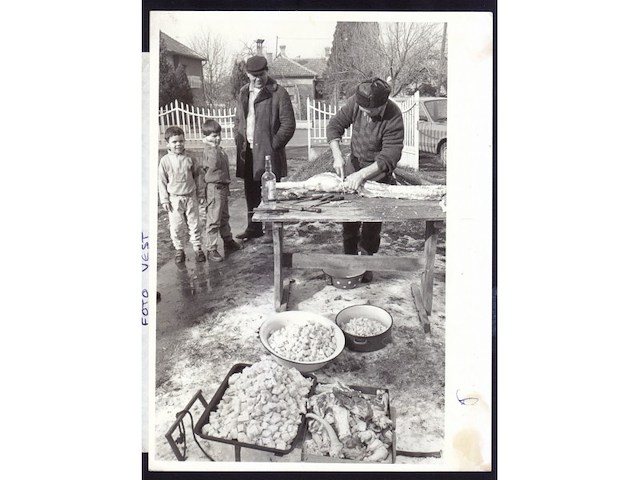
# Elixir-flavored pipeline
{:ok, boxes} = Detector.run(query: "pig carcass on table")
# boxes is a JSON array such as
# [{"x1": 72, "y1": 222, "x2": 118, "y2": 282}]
[
  {"x1": 277, "y1": 172, "x2": 350, "y2": 194},
  {"x1": 277, "y1": 172, "x2": 446, "y2": 202}
]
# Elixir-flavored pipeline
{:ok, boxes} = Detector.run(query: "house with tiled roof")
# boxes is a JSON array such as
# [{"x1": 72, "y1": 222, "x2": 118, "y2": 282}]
[
  {"x1": 160, "y1": 31, "x2": 206, "y2": 106},
  {"x1": 266, "y1": 46, "x2": 328, "y2": 119}
]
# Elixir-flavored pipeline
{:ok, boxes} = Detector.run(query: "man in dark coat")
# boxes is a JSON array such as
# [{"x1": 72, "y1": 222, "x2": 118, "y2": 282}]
[
  {"x1": 233, "y1": 55, "x2": 296, "y2": 239},
  {"x1": 326, "y1": 78, "x2": 404, "y2": 282}
]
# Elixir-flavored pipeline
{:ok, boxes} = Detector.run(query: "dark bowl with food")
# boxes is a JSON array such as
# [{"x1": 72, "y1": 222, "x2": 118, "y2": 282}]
[{"x1": 335, "y1": 305, "x2": 393, "y2": 352}]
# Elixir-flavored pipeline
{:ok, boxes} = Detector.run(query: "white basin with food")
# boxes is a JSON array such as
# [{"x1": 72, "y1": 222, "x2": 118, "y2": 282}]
[{"x1": 259, "y1": 311, "x2": 346, "y2": 373}]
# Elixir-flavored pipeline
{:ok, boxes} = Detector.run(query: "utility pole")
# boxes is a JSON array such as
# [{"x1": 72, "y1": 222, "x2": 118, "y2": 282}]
[{"x1": 437, "y1": 23, "x2": 447, "y2": 97}]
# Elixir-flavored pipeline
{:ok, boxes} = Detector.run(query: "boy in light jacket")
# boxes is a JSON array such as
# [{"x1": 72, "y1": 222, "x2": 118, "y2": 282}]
[{"x1": 158, "y1": 126, "x2": 205, "y2": 263}]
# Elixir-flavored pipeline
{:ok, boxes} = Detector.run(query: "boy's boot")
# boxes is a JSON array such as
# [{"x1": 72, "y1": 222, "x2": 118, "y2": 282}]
[
  {"x1": 207, "y1": 249, "x2": 223, "y2": 262},
  {"x1": 175, "y1": 249, "x2": 186, "y2": 264},
  {"x1": 195, "y1": 248, "x2": 206, "y2": 262}
]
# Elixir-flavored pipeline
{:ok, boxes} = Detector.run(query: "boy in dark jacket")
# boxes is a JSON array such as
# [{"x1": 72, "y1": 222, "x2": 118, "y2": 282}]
[{"x1": 201, "y1": 119, "x2": 241, "y2": 261}]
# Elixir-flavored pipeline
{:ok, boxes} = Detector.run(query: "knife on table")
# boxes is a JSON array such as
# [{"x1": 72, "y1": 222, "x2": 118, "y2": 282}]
[{"x1": 252, "y1": 204, "x2": 322, "y2": 214}]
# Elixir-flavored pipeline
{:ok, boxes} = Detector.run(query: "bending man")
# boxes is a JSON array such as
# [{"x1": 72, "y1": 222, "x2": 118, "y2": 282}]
[{"x1": 326, "y1": 78, "x2": 404, "y2": 282}]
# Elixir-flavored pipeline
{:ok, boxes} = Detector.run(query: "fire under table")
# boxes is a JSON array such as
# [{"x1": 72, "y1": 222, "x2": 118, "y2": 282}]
[{"x1": 252, "y1": 195, "x2": 445, "y2": 332}]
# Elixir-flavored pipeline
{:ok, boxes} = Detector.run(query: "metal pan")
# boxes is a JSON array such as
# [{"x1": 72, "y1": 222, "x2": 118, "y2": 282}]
[{"x1": 194, "y1": 363, "x2": 317, "y2": 456}]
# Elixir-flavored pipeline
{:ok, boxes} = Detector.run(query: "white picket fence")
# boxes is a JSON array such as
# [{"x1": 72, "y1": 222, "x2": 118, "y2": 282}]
[
  {"x1": 393, "y1": 92, "x2": 420, "y2": 170},
  {"x1": 158, "y1": 95, "x2": 421, "y2": 169},
  {"x1": 306, "y1": 92, "x2": 420, "y2": 170},
  {"x1": 306, "y1": 99, "x2": 353, "y2": 149},
  {"x1": 158, "y1": 100, "x2": 236, "y2": 145}
]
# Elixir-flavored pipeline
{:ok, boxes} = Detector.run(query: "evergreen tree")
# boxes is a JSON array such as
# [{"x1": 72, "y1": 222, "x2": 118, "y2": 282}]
[
  {"x1": 229, "y1": 59, "x2": 249, "y2": 99},
  {"x1": 159, "y1": 38, "x2": 174, "y2": 107},
  {"x1": 159, "y1": 37, "x2": 194, "y2": 107},
  {"x1": 173, "y1": 64, "x2": 193, "y2": 105},
  {"x1": 324, "y1": 22, "x2": 384, "y2": 103}
]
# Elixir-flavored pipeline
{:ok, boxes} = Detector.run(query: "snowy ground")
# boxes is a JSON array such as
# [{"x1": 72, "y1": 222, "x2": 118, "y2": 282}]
[{"x1": 151, "y1": 152, "x2": 446, "y2": 464}]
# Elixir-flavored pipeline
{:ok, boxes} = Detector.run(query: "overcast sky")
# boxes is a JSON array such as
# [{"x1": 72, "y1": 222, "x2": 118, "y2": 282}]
[
  {"x1": 150, "y1": 10, "x2": 453, "y2": 61},
  {"x1": 152, "y1": 11, "x2": 339, "y2": 59}
]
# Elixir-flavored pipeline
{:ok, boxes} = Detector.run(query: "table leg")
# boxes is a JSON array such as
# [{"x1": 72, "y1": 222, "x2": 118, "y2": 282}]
[
  {"x1": 422, "y1": 221, "x2": 439, "y2": 314},
  {"x1": 411, "y1": 221, "x2": 440, "y2": 333},
  {"x1": 272, "y1": 222, "x2": 285, "y2": 311}
]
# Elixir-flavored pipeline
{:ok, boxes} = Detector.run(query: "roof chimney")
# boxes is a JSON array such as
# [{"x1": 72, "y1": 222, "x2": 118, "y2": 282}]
[
  {"x1": 255, "y1": 39, "x2": 264, "y2": 55},
  {"x1": 279, "y1": 45, "x2": 287, "y2": 57}
]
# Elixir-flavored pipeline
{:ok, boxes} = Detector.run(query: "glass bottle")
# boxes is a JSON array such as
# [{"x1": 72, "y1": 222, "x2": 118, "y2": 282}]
[{"x1": 261, "y1": 155, "x2": 276, "y2": 203}]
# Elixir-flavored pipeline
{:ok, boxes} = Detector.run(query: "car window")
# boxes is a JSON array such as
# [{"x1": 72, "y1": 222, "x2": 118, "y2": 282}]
[{"x1": 424, "y1": 100, "x2": 447, "y2": 122}]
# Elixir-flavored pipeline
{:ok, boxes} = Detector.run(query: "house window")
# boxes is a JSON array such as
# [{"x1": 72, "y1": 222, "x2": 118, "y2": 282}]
[{"x1": 188, "y1": 76, "x2": 202, "y2": 89}]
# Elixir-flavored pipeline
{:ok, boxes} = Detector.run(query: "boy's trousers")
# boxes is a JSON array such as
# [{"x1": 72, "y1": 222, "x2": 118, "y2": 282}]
[
  {"x1": 168, "y1": 193, "x2": 202, "y2": 250},
  {"x1": 205, "y1": 183, "x2": 232, "y2": 251}
]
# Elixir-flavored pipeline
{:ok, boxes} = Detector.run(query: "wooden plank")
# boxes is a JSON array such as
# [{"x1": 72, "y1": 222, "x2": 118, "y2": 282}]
[
  {"x1": 285, "y1": 253, "x2": 424, "y2": 272},
  {"x1": 411, "y1": 283, "x2": 431, "y2": 333},
  {"x1": 159, "y1": 105, "x2": 165, "y2": 141},
  {"x1": 196, "y1": 106, "x2": 202, "y2": 138},
  {"x1": 307, "y1": 98, "x2": 311, "y2": 160},
  {"x1": 179, "y1": 101, "x2": 186, "y2": 135},
  {"x1": 277, "y1": 280, "x2": 293, "y2": 312},
  {"x1": 421, "y1": 222, "x2": 439, "y2": 315},
  {"x1": 183, "y1": 102, "x2": 191, "y2": 138},
  {"x1": 272, "y1": 223, "x2": 284, "y2": 311},
  {"x1": 172, "y1": 100, "x2": 178, "y2": 128},
  {"x1": 252, "y1": 196, "x2": 445, "y2": 223}
]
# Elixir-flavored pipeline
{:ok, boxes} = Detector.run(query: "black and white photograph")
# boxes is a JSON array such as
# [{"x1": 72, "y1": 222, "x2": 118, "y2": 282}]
[
  {"x1": 10, "y1": 2, "x2": 640, "y2": 479},
  {"x1": 144, "y1": 9, "x2": 493, "y2": 472}
]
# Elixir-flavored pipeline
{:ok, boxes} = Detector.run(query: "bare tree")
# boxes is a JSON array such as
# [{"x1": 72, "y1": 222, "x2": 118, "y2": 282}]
[
  {"x1": 436, "y1": 23, "x2": 448, "y2": 96},
  {"x1": 237, "y1": 40, "x2": 258, "y2": 58},
  {"x1": 323, "y1": 22, "x2": 446, "y2": 103},
  {"x1": 379, "y1": 22, "x2": 445, "y2": 96},
  {"x1": 189, "y1": 30, "x2": 232, "y2": 105}
]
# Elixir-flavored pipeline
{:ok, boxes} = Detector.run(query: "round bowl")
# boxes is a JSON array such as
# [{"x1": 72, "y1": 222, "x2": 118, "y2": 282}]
[
  {"x1": 323, "y1": 266, "x2": 366, "y2": 289},
  {"x1": 335, "y1": 305, "x2": 393, "y2": 352},
  {"x1": 259, "y1": 311, "x2": 346, "y2": 373}
]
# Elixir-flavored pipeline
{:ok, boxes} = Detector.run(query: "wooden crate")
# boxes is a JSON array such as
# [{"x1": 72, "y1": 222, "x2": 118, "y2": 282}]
[{"x1": 301, "y1": 385, "x2": 396, "y2": 464}]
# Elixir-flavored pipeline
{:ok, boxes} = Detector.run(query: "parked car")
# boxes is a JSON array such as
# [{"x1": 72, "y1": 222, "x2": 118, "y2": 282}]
[{"x1": 418, "y1": 97, "x2": 447, "y2": 166}]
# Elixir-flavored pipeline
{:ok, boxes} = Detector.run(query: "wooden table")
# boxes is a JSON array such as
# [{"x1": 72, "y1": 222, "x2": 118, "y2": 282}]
[{"x1": 252, "y1": 195, "x2": 445, "y2": 333}]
